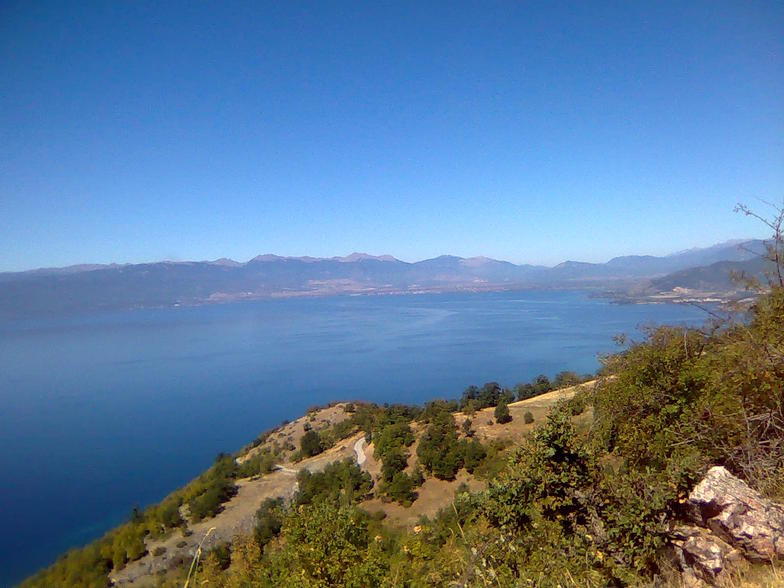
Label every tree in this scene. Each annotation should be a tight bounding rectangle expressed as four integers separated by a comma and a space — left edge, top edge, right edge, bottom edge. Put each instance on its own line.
495, 400, 512, 424
463, 438, 486, 473
380, 447, 408, 483
533, 374, 552, 394
553, 371, 582, 389
254, 497, 284, 548
515, 374, 553, 401
300, 430, 324, 457
417, 409, 464, 480
383, 471, 418, 505
262, 502, 387, 587
461, 418, 473, 437
735, 201, 784, 288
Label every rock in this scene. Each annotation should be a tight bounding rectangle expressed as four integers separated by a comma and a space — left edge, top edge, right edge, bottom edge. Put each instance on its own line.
686, 466, 784, 561
671, 525, 744, 585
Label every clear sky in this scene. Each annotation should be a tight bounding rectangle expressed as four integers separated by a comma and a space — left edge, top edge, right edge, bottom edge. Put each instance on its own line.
1, 1, 782, 271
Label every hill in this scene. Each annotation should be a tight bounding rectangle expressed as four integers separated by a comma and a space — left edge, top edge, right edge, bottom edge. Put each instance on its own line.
0, 240, 765, 318
21, 284, 784, 587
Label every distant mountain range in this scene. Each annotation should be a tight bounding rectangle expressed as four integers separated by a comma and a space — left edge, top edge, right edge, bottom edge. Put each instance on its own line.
0, 240, 771, 318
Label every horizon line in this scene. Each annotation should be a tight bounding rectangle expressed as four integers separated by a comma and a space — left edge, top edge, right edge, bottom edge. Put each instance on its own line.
0, 237, 761, 275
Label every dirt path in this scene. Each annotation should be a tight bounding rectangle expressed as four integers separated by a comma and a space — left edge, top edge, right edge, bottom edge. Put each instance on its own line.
109, 384, 595, 585
272, 464, 298, 475
111, 433, 363, 586
353, 437, 367, 465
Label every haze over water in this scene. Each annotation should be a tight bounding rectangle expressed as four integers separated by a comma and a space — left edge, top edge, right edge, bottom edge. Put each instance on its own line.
0, 290, 710, 585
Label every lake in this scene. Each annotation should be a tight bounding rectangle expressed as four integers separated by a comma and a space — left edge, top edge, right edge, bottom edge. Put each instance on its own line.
0, 290, 709, 586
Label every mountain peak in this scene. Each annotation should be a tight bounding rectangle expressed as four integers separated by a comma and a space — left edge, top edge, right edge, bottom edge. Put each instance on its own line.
461, 256, 503, 267
210, 258, 241, 267
333, 253, 398, 263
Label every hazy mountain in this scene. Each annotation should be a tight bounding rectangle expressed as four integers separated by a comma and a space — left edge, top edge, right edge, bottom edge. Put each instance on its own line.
647, 256, 774, 293
546, 240, 765, 282
0, 240, 768, 317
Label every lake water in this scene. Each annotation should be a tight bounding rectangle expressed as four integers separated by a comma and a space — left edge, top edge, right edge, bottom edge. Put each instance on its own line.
0, 290, 709, 586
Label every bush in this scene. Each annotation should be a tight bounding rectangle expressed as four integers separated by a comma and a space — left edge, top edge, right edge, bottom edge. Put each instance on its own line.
485, 409, 593, 533
184, 454, 238, 522
258, 502, 387, 587
567, 394, 586, 415
382, 471, 418, 506
374, 421, 414, 462
417, 408, 464, 480
463, 438, 487, 473
515, 374, 553, 400
300, 430, 324, 457
380, 447, 409, 483
494, 400, 512, 424
459, 382, 515, 411
523, 411, 534, 424
553, 370, 582, 389
296, 459, 372, 505
188, 480, 236, 521
237, 449, 276, 478
255, 497, 284, 548
418, 399, 458, 422
152, 546, 166, 556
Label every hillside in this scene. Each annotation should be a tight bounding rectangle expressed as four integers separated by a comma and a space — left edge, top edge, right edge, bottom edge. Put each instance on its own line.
0, 240, 764, 318
21, 285, 784, 587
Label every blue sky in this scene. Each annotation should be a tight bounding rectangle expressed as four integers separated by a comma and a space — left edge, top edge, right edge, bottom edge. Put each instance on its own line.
1, 1, 782, 271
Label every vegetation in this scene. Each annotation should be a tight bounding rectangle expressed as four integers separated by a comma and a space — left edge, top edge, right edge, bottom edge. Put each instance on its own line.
493, 399, 512, 424
184, 454, 238, 522
296, 459, 372, 506
299, 429, 325, 457
254, 498, 284, 549
459, 381, 514, 411
417, 405, 464, 480
24, 212, 784, 587
181, 282, 782, 586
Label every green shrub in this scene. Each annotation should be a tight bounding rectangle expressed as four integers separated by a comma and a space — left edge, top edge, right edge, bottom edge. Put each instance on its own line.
258, 502, 388, 587
237, 449, 276, 478
300, 429, 324, 457
296, 459, 372, 505
254, 497, 284, 548
494, 400, 512, 424
380, 447, 409, 483
553, 370, 583, 389
382, 471, 418, 506
523, 411, 534, 424
515, 374, 552, 400
417, 408, 464, 480
459, 382, 515, 411
462, 438, 486, 473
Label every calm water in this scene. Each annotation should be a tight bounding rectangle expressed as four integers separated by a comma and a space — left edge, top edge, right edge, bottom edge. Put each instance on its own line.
0, 291, 708, 586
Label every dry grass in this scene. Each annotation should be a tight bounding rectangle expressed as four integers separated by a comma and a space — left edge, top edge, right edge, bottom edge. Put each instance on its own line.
457, 381, 595, 446
357, 382, 596, 528
113, 386, 595, 585
238, 402, 353, 464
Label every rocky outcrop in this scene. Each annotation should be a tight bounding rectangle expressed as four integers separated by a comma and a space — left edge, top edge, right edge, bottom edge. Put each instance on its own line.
671, 466, 784, 585
671, 525, 744, 586
687, 466, 784, 561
